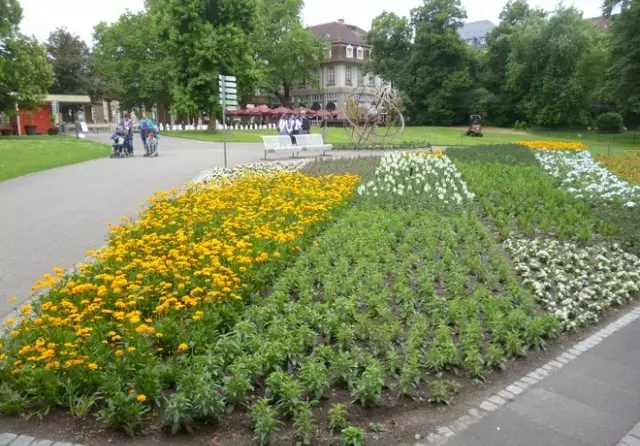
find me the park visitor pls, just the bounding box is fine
[278,115,288,135]
[121,112,134,156]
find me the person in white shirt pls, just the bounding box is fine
[278,115,288,135]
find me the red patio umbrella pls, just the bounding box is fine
[293,106,315,116]
[271,106,294,115]
[252,105,272,115]
[315,109,337,118]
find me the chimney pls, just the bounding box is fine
[338,19,345,24]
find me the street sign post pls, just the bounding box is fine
[218,74,238,168]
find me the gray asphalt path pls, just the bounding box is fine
[0,135,267,317]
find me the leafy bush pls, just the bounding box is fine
[252,398,281,446]
[340,426,365,446]
[595,112,624,133]
[328,403,349,433]
[514,120,530,130]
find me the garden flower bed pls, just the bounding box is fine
[595,152,640,185]
[0,148,638,444]
[535,150,639,205]
[505,237,640,331]
[515,140,586,151]
[0,170,358,432]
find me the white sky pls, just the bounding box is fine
[18,0,605,45]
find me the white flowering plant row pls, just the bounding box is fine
[192,160,307,184]
[505,237,640,331]
[535,150,639,207]
[356,152,475,208]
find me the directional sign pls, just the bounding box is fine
[220,86,237,93]
[218,74,236,82]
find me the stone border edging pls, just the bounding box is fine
[0,433,85,446]
[415,304,640,445]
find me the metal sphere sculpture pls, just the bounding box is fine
[343,83,405,145]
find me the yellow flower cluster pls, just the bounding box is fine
[1,172,358,376]
[516,140,587,151]
[596,152,640,185]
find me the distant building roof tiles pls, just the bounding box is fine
[308,20,368,46]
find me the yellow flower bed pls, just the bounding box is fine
[595,152,640,185]
[1,172,358,378]
[515,140,587,151]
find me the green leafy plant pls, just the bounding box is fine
[293,400,317,445]
[369,422,383,433]
[340,426,365,446]
[428,379,461,405]
[352,361,385,407]
[328,403,349,433]
[595,112,624,133]
[252,398,281,446]
[97,393,150,437]
[300,359,330,400]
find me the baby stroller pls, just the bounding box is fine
[110,127,129,158]
[144,127,159,157]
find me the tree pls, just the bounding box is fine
[481,0,544,126]
[252,0,328,106]
[603,0,640,120]
[46,28,91,95]
[0,0,53,114]
[92,12,171,111]
[367,0,475,125]
[506,7,606,127]
[150,0,258,129]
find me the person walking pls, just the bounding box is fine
[120,112,134,156]
[139,112,153,153]
[279,114,288,135]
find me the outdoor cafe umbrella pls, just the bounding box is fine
[270,106,294,115]
[252,105,273,115]
[293,106,315,115]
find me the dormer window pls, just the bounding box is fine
[346,45,354,59]
[356,47,364,60]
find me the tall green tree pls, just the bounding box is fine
[603,0,640,119]
[46,27,91,95]
[506,7,606,127]
[150,0,258,128]
[481,0,544,126]
[92,12,171,110]
[368,0,475,125]
[252,0,328,106]
[0,0,53,114]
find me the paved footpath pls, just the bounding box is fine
[0,135,268,317]
[425,306,640,446]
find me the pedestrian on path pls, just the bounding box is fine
[119,112,134,156]
[139,111,153,149]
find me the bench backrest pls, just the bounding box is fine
[293,134,312,146]
[308,134,326,146]
[262,135,293,150]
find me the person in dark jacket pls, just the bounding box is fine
[118,112,134,156]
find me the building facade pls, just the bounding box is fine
[457,20,496,48]
[290,19,385,111]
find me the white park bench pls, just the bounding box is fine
[294,134,333,156]
[261,135,296,159]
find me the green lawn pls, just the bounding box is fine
[165,126,640,156]
[0,136,111,182]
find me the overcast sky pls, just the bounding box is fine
[18,0,605,45]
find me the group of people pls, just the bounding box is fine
[110,111,160,158]
[278,114,311,142]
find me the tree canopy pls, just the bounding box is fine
[92,12,170,110]
[0,0,53,114]
[46,28,91,95]
[252,0,328,106]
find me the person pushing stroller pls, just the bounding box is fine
[109,124,128,158]
[144,124,160,157]
[139,112,160,157]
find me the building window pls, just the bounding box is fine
[368,73,375,86]
[313,69,320,84]
[327,67,335,86]
[345,66,352,86]
[328,46,332,59]
[356,47,364,60]
[326,92,337,101]
[358,68,364,86]
[346,45,354,59]
[312,93,323,102]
